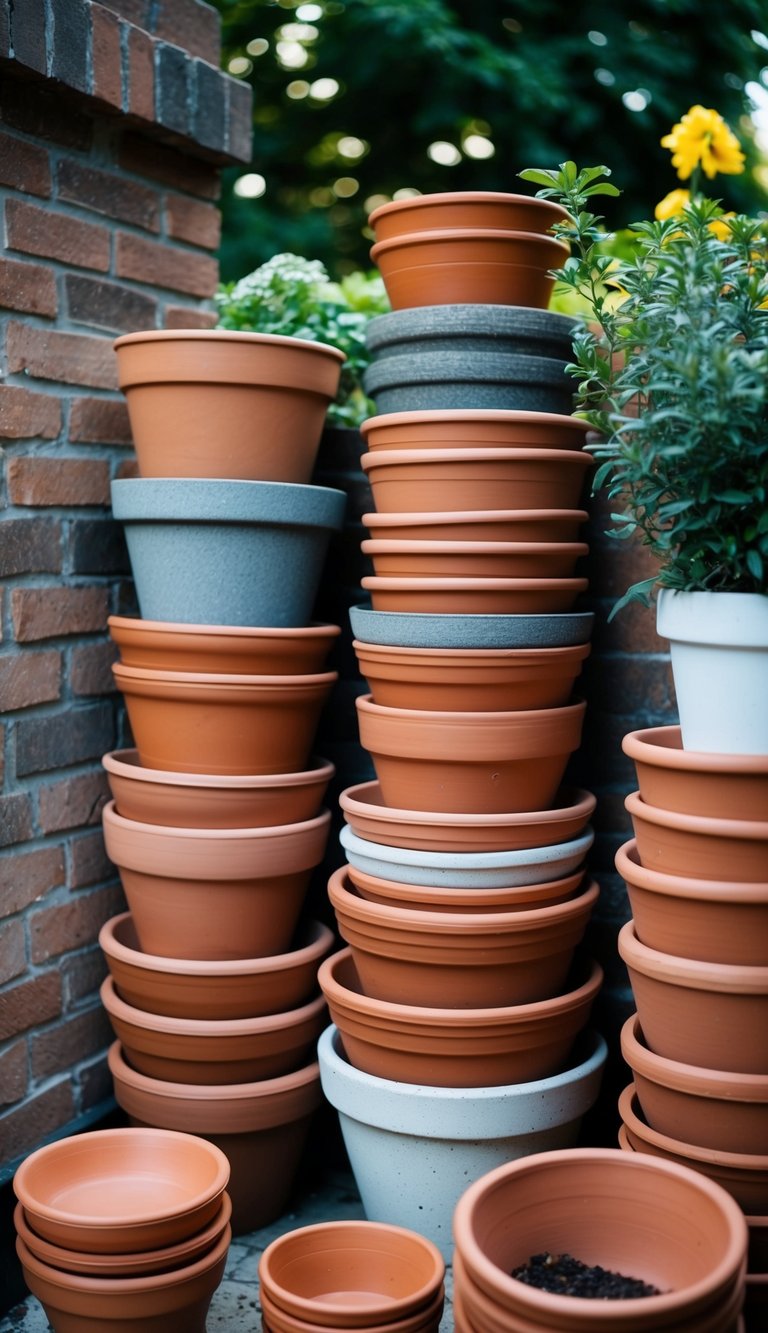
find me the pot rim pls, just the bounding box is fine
[361,409,588,432]
[370,227,570,257]
[361,539,589,556]
[368,191,569,220]
[16,1224,231,1296]
[109,477,347,526]
[361,575,588,593]
[340,779,595,825]
[103,799,331,844]
[108,615,341,643]
[616,838,768,900]
[618,919,768,991]
[113,328,345,360]
[621,1014,768,1101]
[362,508,590,526]
[108,1041,322,1109]
[351,642,591,665]
[340,821,594,869]
[619,1084,768,1169]
[356,692,586,725]
[100,913,334,979]
[102,750,335,790]
[100,973,326,1037]
[360,447,593,470]
[626,790,768,841]
[623,725,768,775]
[112,663,338,688]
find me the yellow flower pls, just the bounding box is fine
[661,105,745,180]
[708,212,735,241]
[655,188,690,220]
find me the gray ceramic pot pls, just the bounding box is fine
[363,350,574,415]
[111,478,346,628]
[366,304,577,361]
[348,605,594,649]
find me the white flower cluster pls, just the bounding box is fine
[229,253,330,302]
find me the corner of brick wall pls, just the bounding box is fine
[0,0,252,1171]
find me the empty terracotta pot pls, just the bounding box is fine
[318,946,602,1087]
[361,538,588,580]
[112,662,337,776]
[617,919,768,1075]
[101,802,331,960]
[356,695,587,814]
[327,866,598,1008]
[361,574,588,615]
[621,1014,768,1155]
[346,865,584,914]
[108,615,341,675]
[622,725,768,821]
[261,1286,445,1333]
[618,1084,768,1215]
[102,750,335,830]
[352,642,590,712]
[625,791,768,883]
[13,1193,232,1278]
[259,1219,445,1328]
[108,1043,323,1236]
[113,329,344,483]
[13,1127,229,1254]
[99,913,334,1021]
[360,448,593,513]
[362,508,588,543]
[361,409,588,454]
[616,838,768,966]
[368,191,568,241]
[452,1147,749,1332]
[100,975,327,1084]
[339,780,596,852]
[370,229,570,310]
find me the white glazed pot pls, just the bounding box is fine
[317,1022,606,1260]
[656,590,768,754]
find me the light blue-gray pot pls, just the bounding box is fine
[363,350,574,416]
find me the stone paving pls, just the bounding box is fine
[1,1168,455,1332]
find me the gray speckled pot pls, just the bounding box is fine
[348,605,594,649]
[366,304,578,361]
[111,478,346,628]
[363,350,574,415]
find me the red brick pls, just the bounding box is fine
[0,1078,75,1164]
[91,3,123,109]
[0,650,61,711]
[155,0,220,62]
[0,76,93,153]
[31,1005,114,1079]
[30,883,124,963]
[38,769,111,834]
[0,919,26,985]
[98,0,149,23]
[16,701,116,778]
[69,396,132,445]
[71,640,119,696]
[119,132,220,200]
[5,199,111,272]
[126,25,156,122]
[63,945,109,1003]
[0,1040,28,1107]
[0,844,65,917]
[0,385,62,440]
[164,192,221,249]
[7,457,111,507]
[164,304,218,329]
[66,273,158,334]
[0,795,34,848]
[0,518,62,577]
[57,158,160,232]
[116,457,140,479]
[0,257,57,318]
[6,322,119,390]
[0,130,51,197]
[0,972,62,1041]
[78,1053,112,1109]
[11,586,109,642]
[226,74,254,164]
[116,232,218,297]
[69,828,117,886]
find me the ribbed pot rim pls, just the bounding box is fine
[364,354,574,391]
[102,800,331,846]
[618,919,768,992]
[112,662,338,689]
[621,1014,768,1101]
[361,539,588,556]
[108,615,342,643]
[364,309,577,353]
[100,974,327,1038]
[361,409,586,432]
[360,446,592,470]
[361,509,590,526]
[626,790,768,841]
[340,779,595,826]
[351,642,591,665]
[619,1084,768,1170]
[623,725,768,774]
[102,749,335,790]
[616,838,768,901]
[16,1226,231,1300]
[100,912,334,979]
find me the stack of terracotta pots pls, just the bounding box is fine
[316,190,607,1260]
[616,724,768,1330]
[99,329,350,1234]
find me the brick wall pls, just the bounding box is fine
[0,0,251,1173]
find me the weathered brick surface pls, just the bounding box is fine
[66,272,158,334]
[154,0,220,63]
[16,701,116,777]
[7,457,111,507]
[156,42,190,137]
[116,231,218,296]
[71,639,119,696]
[31,1005,114,1079]
[119,132,221,199]
[227,76,254,164]
[0,386,62,440]
[165,192,221,249]
[0,972,62,1042]
[11,587,109,642]
[78,1053,113,1110]
[8,0,48,76]
[70,519,130,575]
[0,1079,75,1165]
[0,919,26,986]
[91,3,123,110]
[6,322,119,390]
[0,845,65,918]
[192,58,227,155]
[0,75,94,151]
[0,795,34,849]
[57,158,161,232]
[97,0,150,24]
[0,650,61,712]
[0,131,51,196]
[0,518,62,577]
[68,828,117,887]
[38,769,111,835]
[30,883,124,962]
[126,24,156,122]
[5,199,111,272]
[0,256,58,317]
[62,945,109,1004]
[0,1040,28,1108]
[164,303,218,329]
[49,0,90,94]
[69,396,132,445]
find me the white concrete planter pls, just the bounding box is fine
[317,1023,606,1260]
[656,590,768,754]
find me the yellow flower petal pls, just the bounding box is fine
[655,189,690,220]
[661,105,745,181]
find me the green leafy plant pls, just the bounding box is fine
[215,253,390,428]
[519,160,768,612]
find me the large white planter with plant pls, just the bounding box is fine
[657,590,768,754]
[317,1023,606,1260]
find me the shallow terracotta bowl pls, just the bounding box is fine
[362,507,588,543]
[626,789,768,883]
[368,192,568,242]
[623,725,768,820]
[361,538,588,581]
[359,447,593,514]
[360,409,587,454]
[346,864,584,914]
[361,574,588,615]
[108,615,340,675]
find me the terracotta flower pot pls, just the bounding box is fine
[102,749,335,831]
[327,866,598,1008]
[258,1218,445,1328]
[360,410,588,453]
[625,791,768,883]
[616,839,768,966]
[108,615,341,675]
[452,1147,749,1332]
[113,329,344,484]
[362,508,588,543]
[361,539,589,580]
[317,946,602,1088]
[99,913,334,1021]
[370,228,570,310]
[108,1043,323,1235]
[622,725,768,821]
[621,1014,768,1155]
[101,802,331,960]
[617,919,768,1075]
[16,1225,230,1333]
[361,574,588,615]
[13,1194,232,1278]
[13,1127,229,1254]
[360,447,593,513]
[260,1285,445,1333]
[368,191,568,241]
[355,695,587,814]
[100,974,327,1084]
[618,1083,768,1215]
[352,642,590,712]
[346,865,584,915]
[339,780,595,852]
[112,663,337,776]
